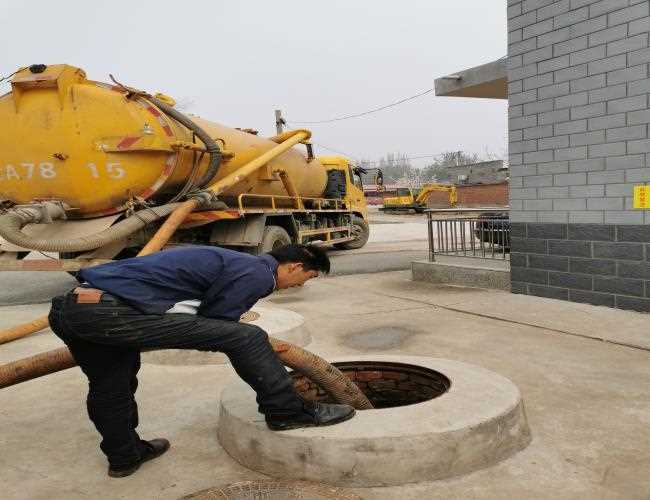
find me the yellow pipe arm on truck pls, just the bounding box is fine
[138,129,312,256]
[205,129,311,196]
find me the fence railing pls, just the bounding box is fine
[426,208,510,262]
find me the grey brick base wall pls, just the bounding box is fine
[511,222,650,312]
[508,0,650,311]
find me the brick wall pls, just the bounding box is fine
[457,182,510,207]
[511,222,650,312]
[508,0,650,225]
[425,183,509,208]
[508,0,650,311]
[426,190,454,208]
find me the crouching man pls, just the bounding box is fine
[48,244,354,478]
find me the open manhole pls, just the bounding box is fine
[182,480,362,500]
[218,355,531,486]
[291,361,450,409]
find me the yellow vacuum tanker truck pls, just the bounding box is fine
[0,64,370,271]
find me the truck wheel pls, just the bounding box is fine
[335,216,369,250]
[259,225,292,254]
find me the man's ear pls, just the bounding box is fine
[289,262,303,273]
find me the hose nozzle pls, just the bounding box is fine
[11,201,68,224]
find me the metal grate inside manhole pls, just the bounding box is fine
[239,311,260,323]
[181,480,362,499]
[292,361,451,409]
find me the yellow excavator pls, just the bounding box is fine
[381,184,457,213]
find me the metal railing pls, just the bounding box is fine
[426,208,510,262]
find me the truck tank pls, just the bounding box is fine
[0,64,328,218]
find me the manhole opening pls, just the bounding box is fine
[291,361,450,409]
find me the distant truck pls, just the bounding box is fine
[380,184,457,213]
[474,212,510,250]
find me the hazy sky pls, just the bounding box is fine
[1,1,507,167]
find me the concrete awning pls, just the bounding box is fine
[435,58,507,99]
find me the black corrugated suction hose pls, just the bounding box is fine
[148,96,222,189]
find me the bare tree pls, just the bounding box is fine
[421,151,480,183]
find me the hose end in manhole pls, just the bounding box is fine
[292,360,450,408]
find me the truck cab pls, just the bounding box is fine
[173,155,371,254]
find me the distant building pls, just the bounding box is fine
[445,160,507,185]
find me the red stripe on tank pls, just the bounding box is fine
[117,136,140,149]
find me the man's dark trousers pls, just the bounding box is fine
[48,290,303,469]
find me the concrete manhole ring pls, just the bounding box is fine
[142,304,310,366]
[181,480,362,499]
[217,355,531,487]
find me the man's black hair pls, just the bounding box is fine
[268,244,330,274]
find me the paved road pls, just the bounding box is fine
[329,248,427,276]
[0,247,427,306]
[0,213,427,306]
[1,271,77,306]
[330,241,427,276]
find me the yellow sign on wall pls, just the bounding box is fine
[633,185,650,209]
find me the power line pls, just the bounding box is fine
[303,137,500,170]
[284,121,450,165]
[283,121,361,160]
[0,69,19,85]
[309,140,443,166]
[310,142,438,165]
[315,147,443,166]
[311,142,361,161]
[288,87,434,124]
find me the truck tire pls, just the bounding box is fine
[335,216,369,250]
[259,225,292,253]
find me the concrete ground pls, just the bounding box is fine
[0,208,428,306]
[2,210,649,499]
[1,269,649,499]
[324,206,428,276]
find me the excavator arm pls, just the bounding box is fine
[415,184,457,206]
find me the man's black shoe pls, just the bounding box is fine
[266,401,355,431]
[107,438,171,478]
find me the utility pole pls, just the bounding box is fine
[275,109,286,135]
